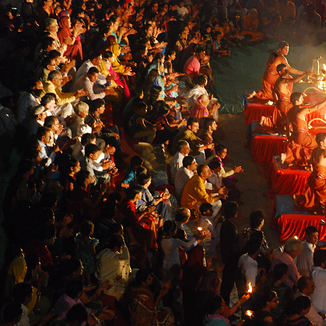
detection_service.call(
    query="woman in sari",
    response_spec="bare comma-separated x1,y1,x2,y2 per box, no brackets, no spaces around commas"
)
58,16,84,64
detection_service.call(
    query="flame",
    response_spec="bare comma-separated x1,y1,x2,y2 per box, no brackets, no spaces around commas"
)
323,64,326,70
245,310,253,317
294,235,299,240
197,227,203,232
247,281,252,293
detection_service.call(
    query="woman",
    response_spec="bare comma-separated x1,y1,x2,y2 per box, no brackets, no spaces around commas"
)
255,290,279,326
190,94,219,119
45,18,67,55
57,16,84,63
60,157,81,194
127,269,173,326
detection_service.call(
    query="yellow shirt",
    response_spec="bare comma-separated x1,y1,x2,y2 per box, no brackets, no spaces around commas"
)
41,80,76,106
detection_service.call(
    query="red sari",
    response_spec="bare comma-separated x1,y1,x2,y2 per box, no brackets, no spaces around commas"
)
58,17,83,62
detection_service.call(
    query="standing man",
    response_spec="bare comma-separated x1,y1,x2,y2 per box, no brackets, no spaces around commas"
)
247,41,304,101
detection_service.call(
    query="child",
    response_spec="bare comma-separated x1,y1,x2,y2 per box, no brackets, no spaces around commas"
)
121,155,144,188
212,31,230,57
75,221,99,285
203,23,213,54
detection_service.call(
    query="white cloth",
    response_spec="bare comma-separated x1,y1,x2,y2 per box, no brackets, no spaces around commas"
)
187,85,208,110
38,140,56,166
238,253,258,287
170,151,186,181
73,74,106,101
161,237,196,271
174,167,194,198
296,241,315,277
16,91,40,123
96,242,131,299
311,266,326,314
14,304,29,326
207,172,222,190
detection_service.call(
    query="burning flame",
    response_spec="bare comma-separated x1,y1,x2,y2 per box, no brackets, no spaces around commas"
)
197,227,203,232
245,310,253,318
247,281,252,293
294,235,299,240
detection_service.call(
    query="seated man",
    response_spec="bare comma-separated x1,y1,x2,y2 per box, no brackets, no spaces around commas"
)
170,140,191,182
73,67,113,101
175,155,198,199
296,133,326,211
181,164,226,217
172,117,214,164
36,126,57,166
281,92,326,166
41,70,87,118
68,101,92,138
26,105,48,135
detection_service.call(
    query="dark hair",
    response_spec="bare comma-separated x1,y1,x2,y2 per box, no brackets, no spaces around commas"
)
208,158,221,171
183,155,194,168
216,144,227,155
261,290,277,308
80,220,94,237
42,36,54,50
16,159,34,176
88,66,99,75
187,117,199,127
278,41,289,49
48,70,61,81
103,50,114,59
81,133,96,146
92,98,106,111
197,164,207,176
313,249,326,267
41,93,56,106
44,115,58,128
48,50,61,60
193,74,207,86
1,302,22,323
316,133,326,146
175,208,190,223
85,144,99,158
272,263,288,282
125,185,143,200
224,201,238,219
305,226,318,236
246,237,262,255
89,51,102,61
39,224,56,241
276,63,287,74
65,279,84,299
292,296,311,314
12,283,32,304
66,304,88,324
107,234,123,251
203,118,216,130
135,269,152,286
206,294,223,315
130,155,143,167
290,92,302,105
163,220,177,235
250,210,265,228
137,173,151,186
36,126,50,141
75,170,90,188
297,276,313,293
199,203,213,214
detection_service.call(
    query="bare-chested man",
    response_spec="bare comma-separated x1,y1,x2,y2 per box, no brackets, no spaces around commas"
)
296,132,326,211
247,41,304,101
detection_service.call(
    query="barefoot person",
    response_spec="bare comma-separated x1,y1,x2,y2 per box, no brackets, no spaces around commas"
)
247,41,304,101
280,92,326,166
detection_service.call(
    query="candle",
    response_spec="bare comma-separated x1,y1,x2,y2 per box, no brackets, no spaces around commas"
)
245,310,253,318
197,227,203,232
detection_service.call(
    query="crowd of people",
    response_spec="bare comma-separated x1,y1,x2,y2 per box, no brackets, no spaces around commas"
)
1,0,326,326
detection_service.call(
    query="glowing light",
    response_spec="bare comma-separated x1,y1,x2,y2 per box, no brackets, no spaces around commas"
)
197,227,203,232
245,310,253,318
294,236,299,240
247,281,252,293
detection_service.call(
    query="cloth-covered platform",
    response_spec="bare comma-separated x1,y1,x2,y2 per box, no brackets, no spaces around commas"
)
268,156,311,196
271,195,326,242
251,134,288,162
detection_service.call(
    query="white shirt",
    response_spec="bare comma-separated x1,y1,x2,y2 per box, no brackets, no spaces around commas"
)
170,151,186,180
14,304,29,326
175,167,194,198
16,91,40,123
238,253,258,287
296,241,315,277
311,266,326,314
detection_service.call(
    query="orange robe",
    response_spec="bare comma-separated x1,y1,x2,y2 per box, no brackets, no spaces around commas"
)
298,160,326,210
285,111,318,165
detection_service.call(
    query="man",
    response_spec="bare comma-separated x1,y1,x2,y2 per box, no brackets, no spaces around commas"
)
175,156,198,199
296,226,319,276
261,64,309,131
75,51,104,82
16,79,43,123
296,276,326,326
36,126,56,166
172,118,214,164
41,93,57,116
183,46,206,79
201,118,218,158
220,201,240,305
247,41,304,101
73,67,113,101
170,140,191,181
296,133,326,210
44,116,64,147
271,237,302,288
311,249,326,314
281,92,326,166
41,70,87,118
27,105,48,135
69,101,92,138
181,164,226,217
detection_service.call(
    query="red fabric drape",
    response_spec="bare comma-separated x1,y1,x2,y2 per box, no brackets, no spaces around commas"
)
251,135,288,162
278,214,326,242
244,102,275,127
268,157,311,196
